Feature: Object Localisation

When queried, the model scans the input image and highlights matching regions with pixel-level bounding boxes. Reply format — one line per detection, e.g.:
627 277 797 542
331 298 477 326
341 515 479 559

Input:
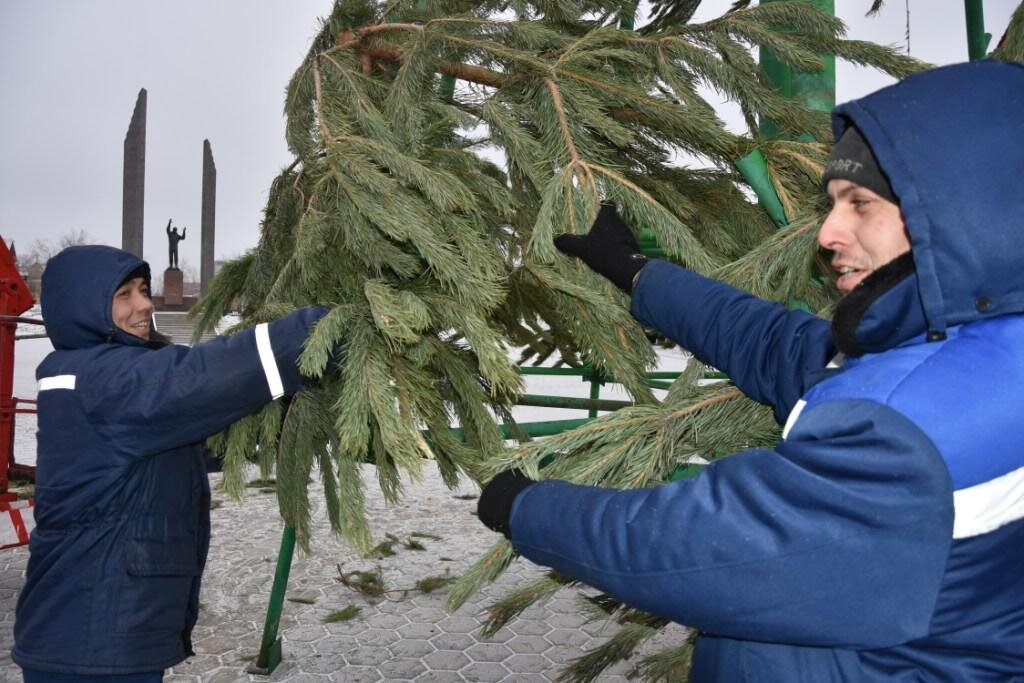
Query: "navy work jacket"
509 61 1024 681
13 245 326 674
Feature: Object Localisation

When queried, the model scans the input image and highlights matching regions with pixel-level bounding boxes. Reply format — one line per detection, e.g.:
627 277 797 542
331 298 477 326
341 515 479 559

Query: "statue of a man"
165 219 187 270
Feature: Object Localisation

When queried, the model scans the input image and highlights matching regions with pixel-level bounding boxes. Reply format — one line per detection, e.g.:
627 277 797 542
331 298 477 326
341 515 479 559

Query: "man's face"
818 179 911 293
111 276 153 340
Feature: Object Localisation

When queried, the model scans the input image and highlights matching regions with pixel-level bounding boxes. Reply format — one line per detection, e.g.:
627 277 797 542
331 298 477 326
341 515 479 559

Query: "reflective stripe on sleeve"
38 375 76 391
255 323 285 399
953 464 1024 539
781 399 806 440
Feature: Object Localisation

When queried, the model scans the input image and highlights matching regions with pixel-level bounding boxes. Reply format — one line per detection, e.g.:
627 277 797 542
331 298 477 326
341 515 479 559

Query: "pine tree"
188 0 987 678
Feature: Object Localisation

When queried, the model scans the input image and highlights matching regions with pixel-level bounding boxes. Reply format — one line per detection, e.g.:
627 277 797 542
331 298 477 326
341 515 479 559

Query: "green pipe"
618 0 638 31
964 0 991 60
588 375 602 418
446 417 594 441
758 0 835 139
516 366 594 377
751 0 833 227
501 418 592 438
415 1 457 100
248 525 296 674
735 150 788 228
516 394 635 411
516 366 683 382
648 371 683 379
440 74 457 102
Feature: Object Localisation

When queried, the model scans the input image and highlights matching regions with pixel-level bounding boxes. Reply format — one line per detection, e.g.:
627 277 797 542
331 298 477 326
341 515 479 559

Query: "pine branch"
992 3 1024 63
209 3 932 678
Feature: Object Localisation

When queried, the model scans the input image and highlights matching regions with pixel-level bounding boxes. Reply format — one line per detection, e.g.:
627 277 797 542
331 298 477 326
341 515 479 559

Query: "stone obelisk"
122 89 147 258
200 140 216 297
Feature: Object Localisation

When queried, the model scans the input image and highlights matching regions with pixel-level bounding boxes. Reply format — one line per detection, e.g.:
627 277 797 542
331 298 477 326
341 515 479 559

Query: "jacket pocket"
116 536 199 635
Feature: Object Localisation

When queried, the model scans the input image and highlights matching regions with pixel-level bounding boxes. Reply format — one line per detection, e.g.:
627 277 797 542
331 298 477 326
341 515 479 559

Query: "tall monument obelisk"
200 140 216 297
122 89 147 258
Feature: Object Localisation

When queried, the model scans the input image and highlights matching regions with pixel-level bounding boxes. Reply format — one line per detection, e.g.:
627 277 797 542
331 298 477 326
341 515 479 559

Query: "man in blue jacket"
13 245 329 680
478 60 1024 681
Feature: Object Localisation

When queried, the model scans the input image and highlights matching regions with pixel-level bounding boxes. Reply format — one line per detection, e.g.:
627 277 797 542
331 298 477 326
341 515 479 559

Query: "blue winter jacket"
508 60 1024 681
13 245 326 674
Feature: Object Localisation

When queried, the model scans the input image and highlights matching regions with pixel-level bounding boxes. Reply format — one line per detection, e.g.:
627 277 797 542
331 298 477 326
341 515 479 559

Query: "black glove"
553 203 648 293
477 469 537 540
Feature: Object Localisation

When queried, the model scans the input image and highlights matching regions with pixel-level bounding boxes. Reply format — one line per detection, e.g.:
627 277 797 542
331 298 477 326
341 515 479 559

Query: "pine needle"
323 605 363 623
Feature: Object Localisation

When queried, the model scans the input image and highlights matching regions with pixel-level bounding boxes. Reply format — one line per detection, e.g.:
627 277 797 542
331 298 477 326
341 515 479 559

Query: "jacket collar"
831 253 928 356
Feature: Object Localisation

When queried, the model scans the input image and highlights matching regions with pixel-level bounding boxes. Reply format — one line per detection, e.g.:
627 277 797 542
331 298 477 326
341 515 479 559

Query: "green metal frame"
248 526 297 673
964 0 991 60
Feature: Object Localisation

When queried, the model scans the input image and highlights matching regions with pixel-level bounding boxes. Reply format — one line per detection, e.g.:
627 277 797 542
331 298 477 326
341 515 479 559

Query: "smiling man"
110 267 154 340
477 60 1024 681
14 245 334 681
819 126 910 294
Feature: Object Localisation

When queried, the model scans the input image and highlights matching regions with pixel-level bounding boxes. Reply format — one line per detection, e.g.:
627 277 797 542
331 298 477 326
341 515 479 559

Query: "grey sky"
0 1 1018 274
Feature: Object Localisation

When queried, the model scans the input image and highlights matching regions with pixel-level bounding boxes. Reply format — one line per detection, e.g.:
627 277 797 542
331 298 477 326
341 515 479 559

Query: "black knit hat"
117 263 151 289
822 126 897 204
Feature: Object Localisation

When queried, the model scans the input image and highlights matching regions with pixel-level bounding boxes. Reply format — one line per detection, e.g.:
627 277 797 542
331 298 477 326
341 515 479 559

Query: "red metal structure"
0 237 39 548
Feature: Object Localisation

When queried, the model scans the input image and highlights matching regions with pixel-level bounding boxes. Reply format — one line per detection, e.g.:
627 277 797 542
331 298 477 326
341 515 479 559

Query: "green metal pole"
516 366 682 381
618 0 638 31
516 366 592 377
248 525 297 674
516 394 634 411
587 376 601 418
964 0 992 60
744 0 836 230
759 0 835 139
446 417 594 441
735 150 789 227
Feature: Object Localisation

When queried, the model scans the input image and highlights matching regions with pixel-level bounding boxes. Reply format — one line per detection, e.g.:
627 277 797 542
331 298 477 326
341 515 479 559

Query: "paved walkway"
1 466 686 682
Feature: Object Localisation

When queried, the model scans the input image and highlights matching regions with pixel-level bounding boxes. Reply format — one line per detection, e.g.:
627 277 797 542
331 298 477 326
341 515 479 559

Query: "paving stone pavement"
1 465 689 683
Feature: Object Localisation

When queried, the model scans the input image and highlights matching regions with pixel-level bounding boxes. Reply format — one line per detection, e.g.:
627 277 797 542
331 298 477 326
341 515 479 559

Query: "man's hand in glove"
477 469 537 540
553 203 648 293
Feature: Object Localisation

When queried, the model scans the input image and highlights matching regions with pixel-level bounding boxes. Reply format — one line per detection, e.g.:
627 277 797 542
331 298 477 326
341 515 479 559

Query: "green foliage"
191 1 930 679
286 594 318 605
336 565 387 597
415 574 457 593
992 2 1024 64
323 605 363 622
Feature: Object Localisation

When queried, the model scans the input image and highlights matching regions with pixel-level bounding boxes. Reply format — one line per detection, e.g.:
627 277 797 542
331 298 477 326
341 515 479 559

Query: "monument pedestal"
163 267 183 306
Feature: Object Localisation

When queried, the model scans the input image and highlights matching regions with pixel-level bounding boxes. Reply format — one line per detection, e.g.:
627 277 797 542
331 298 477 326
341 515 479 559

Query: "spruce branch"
200 3 927 677
992 3 1024 63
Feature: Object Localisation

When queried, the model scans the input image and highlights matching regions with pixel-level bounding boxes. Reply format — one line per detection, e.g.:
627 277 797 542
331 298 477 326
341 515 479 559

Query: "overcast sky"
0 1 1018 274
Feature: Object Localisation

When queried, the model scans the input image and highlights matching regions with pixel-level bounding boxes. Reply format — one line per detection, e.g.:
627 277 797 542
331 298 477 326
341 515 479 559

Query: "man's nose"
134 291 154 312
817 209 846 251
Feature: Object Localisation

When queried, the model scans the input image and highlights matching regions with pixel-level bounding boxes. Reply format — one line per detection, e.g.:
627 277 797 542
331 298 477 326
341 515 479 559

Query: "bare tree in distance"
24 229 96 266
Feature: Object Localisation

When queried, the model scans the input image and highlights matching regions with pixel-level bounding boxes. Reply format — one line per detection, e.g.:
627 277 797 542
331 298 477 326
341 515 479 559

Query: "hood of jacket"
41 245 152 350
831 59 1024 354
